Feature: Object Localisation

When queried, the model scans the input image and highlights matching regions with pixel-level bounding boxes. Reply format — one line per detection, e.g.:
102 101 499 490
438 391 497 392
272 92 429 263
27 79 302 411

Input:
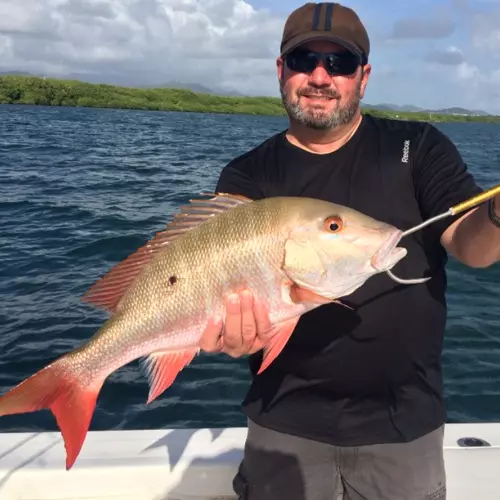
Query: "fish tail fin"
0 355 105 470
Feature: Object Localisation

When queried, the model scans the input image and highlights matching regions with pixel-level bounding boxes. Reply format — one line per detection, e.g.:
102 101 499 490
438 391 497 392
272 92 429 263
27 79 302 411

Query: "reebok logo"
401 140 410 163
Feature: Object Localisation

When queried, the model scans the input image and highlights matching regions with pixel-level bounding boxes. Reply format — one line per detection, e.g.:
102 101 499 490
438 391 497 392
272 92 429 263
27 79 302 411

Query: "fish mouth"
371 230 406 271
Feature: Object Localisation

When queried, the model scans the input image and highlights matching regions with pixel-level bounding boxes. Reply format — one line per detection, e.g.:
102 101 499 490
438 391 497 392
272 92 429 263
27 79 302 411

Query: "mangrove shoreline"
1 75 499 124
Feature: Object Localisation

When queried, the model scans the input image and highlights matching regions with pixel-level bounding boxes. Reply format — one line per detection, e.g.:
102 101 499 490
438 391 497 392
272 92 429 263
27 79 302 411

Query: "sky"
1 0 499 113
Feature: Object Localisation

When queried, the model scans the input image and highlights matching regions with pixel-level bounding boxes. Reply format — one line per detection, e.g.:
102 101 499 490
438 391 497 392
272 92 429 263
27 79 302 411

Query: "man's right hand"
199 290 273 358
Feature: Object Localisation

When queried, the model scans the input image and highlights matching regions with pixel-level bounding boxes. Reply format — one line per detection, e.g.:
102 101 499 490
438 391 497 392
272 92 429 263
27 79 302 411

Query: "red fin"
82 193 253 313
140 348 199 404
258 317 300 375
0 357 104 470
332 300 354 311
290 286 334 305
290 287 354 310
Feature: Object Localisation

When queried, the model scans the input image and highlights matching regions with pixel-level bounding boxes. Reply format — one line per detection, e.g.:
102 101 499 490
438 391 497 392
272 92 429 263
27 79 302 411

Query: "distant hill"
363 102 490 117
150 80 245 98
364 103 424 113
152 81 215 95
432 106 490 116
0 71 36 77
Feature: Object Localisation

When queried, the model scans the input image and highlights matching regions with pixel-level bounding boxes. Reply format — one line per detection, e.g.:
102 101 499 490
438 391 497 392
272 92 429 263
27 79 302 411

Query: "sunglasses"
285 49 363 76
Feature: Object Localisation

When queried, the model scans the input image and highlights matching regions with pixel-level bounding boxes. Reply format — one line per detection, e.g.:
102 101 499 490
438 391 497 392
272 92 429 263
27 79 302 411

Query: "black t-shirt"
215 115 482 446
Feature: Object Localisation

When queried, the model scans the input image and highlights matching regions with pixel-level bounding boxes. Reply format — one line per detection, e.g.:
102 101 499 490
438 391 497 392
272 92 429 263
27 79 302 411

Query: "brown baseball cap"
280 2 370 62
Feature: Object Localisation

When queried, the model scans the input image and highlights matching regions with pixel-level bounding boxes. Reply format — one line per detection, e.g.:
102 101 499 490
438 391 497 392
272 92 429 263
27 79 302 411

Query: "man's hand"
199 290 273 357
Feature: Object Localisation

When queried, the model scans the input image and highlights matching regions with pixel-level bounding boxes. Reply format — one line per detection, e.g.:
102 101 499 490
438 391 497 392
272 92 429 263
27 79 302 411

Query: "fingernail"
228 293 239 304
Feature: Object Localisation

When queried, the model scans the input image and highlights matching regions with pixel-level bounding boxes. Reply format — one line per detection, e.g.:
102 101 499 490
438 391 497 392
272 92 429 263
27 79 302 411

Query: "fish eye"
324 216 343 233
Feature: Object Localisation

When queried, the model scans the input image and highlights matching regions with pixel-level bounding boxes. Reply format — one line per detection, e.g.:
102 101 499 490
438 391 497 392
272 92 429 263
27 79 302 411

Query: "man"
200 2 500 499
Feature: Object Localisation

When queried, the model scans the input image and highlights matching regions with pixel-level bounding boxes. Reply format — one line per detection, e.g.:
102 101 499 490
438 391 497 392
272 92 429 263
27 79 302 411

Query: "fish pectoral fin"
289 286 335 305
258 317 300 375
332 300 355 310
140 348 200 404
290 287 355 310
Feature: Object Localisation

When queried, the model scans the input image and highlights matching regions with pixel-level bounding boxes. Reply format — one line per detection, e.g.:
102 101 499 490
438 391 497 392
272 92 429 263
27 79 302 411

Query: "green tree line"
1 75 499 124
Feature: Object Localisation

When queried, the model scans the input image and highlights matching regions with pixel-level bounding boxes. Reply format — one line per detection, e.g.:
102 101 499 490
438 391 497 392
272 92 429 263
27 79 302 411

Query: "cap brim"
281 33 362 58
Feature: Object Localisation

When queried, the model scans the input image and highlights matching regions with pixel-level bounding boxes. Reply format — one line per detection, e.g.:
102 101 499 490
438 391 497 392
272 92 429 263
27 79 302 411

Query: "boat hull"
0 423 499 499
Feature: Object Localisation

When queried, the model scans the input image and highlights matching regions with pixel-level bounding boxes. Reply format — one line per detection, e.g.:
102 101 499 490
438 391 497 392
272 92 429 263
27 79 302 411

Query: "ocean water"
0 104 499 435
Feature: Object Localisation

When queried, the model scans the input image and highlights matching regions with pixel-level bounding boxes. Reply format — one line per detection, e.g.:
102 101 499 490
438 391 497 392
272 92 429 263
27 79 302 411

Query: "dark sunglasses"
285 49 363 76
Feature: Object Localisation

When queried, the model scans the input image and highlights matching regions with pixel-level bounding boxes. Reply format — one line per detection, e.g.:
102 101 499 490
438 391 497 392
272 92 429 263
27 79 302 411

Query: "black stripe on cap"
312 3 323 31
324 3 334 30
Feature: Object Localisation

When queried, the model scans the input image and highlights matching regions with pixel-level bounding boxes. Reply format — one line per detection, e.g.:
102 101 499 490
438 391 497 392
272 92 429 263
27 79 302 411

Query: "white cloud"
391 15 454 39
419 46 478 81
471 5 500 54
443 63 500 111
426 45 465 66
456 61 479 80
474 28 500 53
0 0 284 93
492 69 500 83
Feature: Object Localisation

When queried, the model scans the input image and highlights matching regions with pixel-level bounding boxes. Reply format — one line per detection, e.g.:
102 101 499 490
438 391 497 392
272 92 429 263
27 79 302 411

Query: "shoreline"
1 75 499 124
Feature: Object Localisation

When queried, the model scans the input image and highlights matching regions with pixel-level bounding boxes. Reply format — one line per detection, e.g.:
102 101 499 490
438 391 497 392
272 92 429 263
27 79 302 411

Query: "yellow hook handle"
401 184 500 238
450 185 500 215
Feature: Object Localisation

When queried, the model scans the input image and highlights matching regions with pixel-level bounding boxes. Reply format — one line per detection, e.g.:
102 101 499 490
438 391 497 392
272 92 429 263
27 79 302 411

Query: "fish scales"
0 194 409 470
68 199 299 381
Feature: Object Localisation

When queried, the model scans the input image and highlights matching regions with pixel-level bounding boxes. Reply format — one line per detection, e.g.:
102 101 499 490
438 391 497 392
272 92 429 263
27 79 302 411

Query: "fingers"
240 290 258 353
253 299 272 343
200 289 272 358
199 314 224 353
224 290 271 357
222 293 246 356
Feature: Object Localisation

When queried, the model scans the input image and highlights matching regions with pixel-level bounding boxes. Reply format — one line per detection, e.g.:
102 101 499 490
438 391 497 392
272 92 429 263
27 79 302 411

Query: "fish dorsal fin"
82 193 253 312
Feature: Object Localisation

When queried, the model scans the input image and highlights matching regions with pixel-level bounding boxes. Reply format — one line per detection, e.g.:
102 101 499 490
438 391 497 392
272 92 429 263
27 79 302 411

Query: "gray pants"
233 419 446 500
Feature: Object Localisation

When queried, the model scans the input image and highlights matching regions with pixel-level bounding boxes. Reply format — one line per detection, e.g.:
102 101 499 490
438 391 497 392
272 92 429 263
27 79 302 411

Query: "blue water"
0 104 499 435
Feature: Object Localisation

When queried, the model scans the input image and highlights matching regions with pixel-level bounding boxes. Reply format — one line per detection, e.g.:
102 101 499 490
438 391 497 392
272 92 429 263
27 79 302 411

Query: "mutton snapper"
0 194 408 469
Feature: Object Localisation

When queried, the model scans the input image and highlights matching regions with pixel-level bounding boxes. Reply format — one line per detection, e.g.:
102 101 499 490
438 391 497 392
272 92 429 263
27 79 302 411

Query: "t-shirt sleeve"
215 159 265 200
412 124 483 238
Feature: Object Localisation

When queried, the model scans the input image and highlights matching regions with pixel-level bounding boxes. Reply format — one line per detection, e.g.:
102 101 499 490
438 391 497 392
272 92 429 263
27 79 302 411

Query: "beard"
280 77 362 130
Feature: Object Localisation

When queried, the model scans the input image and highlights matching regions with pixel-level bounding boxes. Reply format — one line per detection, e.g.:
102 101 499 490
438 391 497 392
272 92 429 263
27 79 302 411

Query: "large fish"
0 194 408 469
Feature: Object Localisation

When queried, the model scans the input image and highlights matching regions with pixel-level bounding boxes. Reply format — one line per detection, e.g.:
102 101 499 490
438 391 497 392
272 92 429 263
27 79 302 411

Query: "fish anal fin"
140 348 199 404
82 193 253 312
258 317 300 375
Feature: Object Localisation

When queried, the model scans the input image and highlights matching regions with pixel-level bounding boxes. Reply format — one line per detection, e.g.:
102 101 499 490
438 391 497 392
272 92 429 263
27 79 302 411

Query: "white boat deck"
0 423 499 499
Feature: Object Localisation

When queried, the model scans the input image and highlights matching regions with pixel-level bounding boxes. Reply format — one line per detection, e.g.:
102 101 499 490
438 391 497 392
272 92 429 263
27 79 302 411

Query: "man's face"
277 40 371 130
